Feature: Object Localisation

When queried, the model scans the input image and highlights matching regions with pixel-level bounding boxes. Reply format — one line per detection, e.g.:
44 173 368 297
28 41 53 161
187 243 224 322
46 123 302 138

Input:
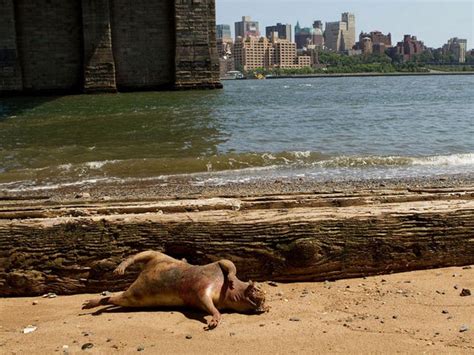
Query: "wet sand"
3 172 473 202
0 266 472 354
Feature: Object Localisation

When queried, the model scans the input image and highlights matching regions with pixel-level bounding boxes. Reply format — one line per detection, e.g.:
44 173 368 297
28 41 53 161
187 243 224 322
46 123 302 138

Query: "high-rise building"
312 20 324 48
216 24 232 43
233 36 311 71
294 21 324 49
266 23 292 42
313 21 323 30
234 16 260 40
341 13 356 50
443 37 468 63
324 12 356 52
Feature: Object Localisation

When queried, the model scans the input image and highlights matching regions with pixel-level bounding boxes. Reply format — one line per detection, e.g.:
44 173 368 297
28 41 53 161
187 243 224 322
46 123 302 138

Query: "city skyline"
216 0 473 49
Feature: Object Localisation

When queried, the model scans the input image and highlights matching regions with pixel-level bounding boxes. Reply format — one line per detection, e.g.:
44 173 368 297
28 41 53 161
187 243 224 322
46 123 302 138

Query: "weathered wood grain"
0 188 473 296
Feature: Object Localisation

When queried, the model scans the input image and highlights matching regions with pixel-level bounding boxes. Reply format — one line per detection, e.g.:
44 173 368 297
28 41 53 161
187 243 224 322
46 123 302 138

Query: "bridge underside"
0 0 221 95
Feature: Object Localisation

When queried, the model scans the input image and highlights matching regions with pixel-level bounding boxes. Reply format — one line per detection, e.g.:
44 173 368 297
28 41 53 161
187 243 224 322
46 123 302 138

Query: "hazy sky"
216 0 474 48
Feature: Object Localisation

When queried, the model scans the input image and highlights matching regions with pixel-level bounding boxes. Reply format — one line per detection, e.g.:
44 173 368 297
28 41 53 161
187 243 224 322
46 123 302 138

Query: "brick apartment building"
392 35 425 61
234 36 311 71
355 31 392 55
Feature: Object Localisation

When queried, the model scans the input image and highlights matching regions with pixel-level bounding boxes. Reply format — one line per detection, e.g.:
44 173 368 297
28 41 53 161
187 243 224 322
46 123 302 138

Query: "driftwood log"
0 187 473 296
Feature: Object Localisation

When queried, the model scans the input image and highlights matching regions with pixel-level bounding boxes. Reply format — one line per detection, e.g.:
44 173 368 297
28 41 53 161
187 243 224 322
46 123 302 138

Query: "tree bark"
0 188 473 296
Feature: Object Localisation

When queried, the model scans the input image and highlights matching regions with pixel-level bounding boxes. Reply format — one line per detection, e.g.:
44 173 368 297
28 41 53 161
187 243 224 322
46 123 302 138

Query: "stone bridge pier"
0 0 221 95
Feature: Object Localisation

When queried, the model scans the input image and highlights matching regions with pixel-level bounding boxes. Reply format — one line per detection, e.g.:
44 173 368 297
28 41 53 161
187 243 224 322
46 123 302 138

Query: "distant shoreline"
221 71 474 80
259 71 474 80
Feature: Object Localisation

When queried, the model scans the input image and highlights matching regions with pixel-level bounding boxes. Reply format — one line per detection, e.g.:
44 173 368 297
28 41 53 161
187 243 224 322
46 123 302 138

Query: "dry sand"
1 266 472 354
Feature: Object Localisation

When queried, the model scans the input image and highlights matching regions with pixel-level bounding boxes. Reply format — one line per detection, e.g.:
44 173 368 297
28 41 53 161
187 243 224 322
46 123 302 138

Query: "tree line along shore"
242 52 474 78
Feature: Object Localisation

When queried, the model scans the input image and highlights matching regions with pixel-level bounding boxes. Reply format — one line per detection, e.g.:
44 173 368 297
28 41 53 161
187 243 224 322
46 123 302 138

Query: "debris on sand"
267 281 278 287
22 325 37 334
81 343 94 350
42 293 57 299
459 325 469 333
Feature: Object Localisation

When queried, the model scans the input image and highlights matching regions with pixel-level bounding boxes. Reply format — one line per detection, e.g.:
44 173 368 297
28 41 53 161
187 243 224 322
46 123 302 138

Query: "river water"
0 75 473 191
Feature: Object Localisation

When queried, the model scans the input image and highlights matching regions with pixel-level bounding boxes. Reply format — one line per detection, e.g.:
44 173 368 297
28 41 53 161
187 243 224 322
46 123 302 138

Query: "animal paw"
82 299 98 309
113 264 126 275
205 316 221 330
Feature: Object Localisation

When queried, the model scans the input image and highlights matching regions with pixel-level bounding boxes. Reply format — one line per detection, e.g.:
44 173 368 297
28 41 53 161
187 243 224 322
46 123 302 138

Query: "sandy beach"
0 266 473 354
1 174 473 353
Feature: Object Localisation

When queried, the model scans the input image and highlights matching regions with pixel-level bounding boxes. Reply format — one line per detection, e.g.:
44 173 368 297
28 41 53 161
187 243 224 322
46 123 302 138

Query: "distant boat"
221 71 246 80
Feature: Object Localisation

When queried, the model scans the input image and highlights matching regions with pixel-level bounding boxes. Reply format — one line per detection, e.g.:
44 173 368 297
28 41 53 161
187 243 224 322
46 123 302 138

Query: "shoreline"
262 71 474 80
2 172 472 202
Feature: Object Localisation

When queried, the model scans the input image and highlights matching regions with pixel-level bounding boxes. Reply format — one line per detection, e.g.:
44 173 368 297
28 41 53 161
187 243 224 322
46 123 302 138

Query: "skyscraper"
295 21 324 49
216 24 232 43
325 13 356 52
234 16 260 40
266 23 292 42
341 13 356 50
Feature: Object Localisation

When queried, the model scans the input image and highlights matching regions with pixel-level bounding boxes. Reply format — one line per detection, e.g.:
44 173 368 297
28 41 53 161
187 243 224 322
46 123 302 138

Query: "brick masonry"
15 0 83 92
82 0 117 93
174 0 221 89
111 0 175 90
0 0 22 92
0 0 221 95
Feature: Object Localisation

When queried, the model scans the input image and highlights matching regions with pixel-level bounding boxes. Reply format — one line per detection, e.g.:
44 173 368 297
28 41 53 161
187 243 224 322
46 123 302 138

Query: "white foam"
84 160 120 169
411 153 474 167
291 151 312 158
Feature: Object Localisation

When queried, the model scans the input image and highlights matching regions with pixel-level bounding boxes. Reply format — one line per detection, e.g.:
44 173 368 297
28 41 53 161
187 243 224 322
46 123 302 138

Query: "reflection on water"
0 75 473 189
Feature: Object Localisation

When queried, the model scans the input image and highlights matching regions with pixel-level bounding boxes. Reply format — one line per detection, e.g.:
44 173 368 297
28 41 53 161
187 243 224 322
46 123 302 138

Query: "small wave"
412 153 474 166
58 163 73 171
315 153 474 169
85 160 120 170
317 155 413 168
0 152 472 192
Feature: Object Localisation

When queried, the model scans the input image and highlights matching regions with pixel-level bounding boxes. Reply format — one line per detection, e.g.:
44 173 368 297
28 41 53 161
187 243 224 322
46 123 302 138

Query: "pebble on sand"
22 325 37 334
81 343 94 350
459 325 469 333
460 289 471 297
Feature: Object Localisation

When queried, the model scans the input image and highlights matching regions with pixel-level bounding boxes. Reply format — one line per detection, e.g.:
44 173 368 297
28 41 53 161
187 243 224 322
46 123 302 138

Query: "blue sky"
216 0 474 49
